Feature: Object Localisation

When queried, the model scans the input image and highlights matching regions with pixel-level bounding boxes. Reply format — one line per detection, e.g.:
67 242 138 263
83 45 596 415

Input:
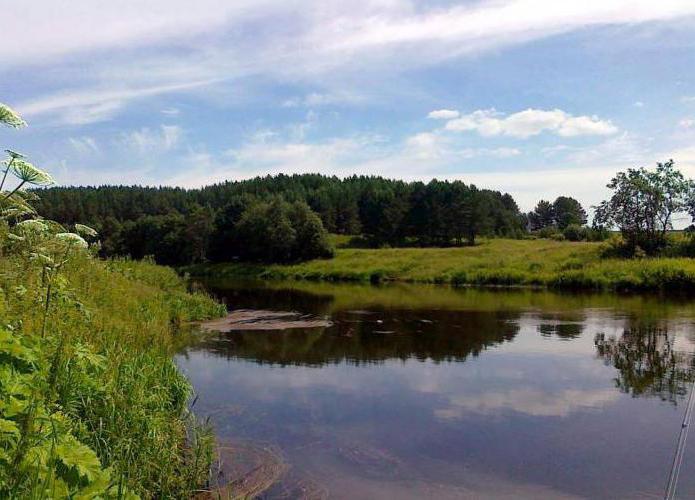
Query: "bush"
562 224 585 241
537 226 561 239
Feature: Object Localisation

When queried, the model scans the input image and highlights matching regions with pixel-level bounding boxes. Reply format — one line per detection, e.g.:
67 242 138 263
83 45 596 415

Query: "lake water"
177 281 695 499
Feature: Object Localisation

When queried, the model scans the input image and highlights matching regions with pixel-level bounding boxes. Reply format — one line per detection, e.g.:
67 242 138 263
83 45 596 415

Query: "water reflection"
595 323 695 404
537 321 584 340
191 309 519 366
178 281 695 499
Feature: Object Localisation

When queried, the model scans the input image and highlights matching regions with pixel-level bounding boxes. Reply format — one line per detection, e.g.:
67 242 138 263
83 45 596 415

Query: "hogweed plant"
0 103 135 497
0 100 218 498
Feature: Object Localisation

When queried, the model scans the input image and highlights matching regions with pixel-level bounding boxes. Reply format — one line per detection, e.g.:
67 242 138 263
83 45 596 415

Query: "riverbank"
0 255 224 497
185 238 695 292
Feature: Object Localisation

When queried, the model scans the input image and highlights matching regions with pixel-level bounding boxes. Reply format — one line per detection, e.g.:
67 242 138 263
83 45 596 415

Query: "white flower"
0 103 26 128
29 252 55 266
55 232 88 250
15 219 48 233
9 159 54 186
1 207 34 219
0 193 36 216
74 223 98 238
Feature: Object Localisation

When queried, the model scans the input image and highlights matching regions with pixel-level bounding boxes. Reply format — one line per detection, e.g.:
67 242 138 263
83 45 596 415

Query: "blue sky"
3 0 695 210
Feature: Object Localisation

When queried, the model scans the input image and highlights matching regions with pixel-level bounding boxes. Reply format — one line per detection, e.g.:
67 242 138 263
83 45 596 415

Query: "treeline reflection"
188 284 695 404
191 309 520 366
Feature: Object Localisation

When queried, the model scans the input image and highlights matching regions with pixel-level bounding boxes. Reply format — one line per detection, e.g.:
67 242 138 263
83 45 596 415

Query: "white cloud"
487 147 522 158
4 1 695 125
0 1 268 66
5 0 693 68
68 136 99 155
61 101 124 126
445 108 618 138
428 109 460 120
435 388 618 419
328 1 695 54
633 101 645 107
404 132 445 160
161 107 181 116
120 125 183 153
679 118 695 129
681 96 695 103
558 114 619 137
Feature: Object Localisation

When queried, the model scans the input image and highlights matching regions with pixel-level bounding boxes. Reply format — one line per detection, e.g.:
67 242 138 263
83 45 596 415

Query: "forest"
35 175 591 265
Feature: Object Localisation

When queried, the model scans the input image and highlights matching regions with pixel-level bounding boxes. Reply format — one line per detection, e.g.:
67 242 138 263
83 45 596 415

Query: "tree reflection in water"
595 324 695 405
190 309 520 367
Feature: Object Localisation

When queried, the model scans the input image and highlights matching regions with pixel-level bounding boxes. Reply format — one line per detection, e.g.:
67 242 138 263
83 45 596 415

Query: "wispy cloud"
282 91 365 108
120 125 183 153
68 136 99 155
161 107 181 116
16 80 218 125
5 1 695 125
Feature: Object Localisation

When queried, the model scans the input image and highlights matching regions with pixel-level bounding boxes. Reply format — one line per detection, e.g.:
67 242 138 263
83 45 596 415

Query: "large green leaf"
55 434 103 483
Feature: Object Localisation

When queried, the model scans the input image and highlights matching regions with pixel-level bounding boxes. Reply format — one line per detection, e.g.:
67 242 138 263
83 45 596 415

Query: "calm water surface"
176 281 695 499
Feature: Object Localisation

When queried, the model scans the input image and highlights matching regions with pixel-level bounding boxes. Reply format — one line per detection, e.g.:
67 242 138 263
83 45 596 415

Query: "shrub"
562 224 585 241
537 226 561 239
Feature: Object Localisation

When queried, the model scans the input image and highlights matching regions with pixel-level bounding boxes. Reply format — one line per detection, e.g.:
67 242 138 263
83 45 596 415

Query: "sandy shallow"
198 309 332 332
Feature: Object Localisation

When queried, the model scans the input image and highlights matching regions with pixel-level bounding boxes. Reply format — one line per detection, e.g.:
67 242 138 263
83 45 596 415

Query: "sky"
3 0 695 211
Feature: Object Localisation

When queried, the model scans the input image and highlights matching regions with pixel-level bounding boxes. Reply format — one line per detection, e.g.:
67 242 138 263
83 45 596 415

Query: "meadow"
187 238 695 292
0 251 224 498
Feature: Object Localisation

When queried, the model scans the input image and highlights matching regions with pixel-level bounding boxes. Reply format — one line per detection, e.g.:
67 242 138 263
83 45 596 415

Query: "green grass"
0 253 224 498
187 238 695 292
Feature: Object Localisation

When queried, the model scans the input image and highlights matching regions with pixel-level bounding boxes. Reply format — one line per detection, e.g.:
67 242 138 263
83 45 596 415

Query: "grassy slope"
188 238 695 291
0 254 224 498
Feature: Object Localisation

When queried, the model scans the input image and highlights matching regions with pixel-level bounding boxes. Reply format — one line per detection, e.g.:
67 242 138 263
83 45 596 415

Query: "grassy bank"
186 238 695 292
0 254 224 498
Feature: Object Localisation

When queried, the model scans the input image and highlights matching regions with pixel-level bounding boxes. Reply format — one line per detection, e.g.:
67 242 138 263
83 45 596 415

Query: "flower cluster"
0 103 26 129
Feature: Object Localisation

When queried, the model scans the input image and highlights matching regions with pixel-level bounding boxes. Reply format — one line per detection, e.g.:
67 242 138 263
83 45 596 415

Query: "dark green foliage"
562 224 586 241
528 199 555 231
235 198 333 263
35 174 526 263
528 196 587 231
553 196 588 229
594 160 695 255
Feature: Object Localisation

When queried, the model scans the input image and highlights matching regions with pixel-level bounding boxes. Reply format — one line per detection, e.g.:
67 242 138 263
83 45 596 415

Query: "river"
176 280 695 499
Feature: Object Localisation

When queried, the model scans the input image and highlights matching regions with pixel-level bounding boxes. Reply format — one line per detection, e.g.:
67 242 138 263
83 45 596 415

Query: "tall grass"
0 100 224 497
187 238 695 292
0 251 224 498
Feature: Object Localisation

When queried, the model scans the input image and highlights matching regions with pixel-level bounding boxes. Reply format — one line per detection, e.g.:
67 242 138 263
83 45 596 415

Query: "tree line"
34 160 695 263
35 175 529 265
